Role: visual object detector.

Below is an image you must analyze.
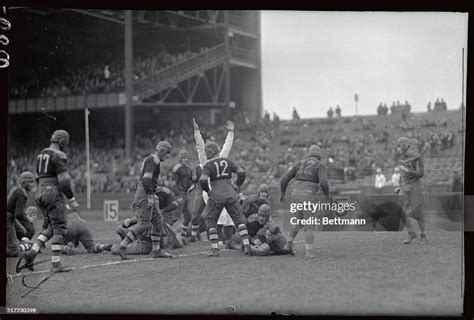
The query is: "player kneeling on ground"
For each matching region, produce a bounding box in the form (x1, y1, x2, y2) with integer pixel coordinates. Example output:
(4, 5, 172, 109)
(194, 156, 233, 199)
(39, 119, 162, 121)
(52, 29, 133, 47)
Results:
(61, 209, 112, 255)
(228, 204, 291, 256)
(6, 172, 37, 257)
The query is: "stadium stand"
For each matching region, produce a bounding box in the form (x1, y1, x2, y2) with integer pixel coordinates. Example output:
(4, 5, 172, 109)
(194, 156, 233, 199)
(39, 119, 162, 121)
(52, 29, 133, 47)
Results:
(7, 108, 463, 196)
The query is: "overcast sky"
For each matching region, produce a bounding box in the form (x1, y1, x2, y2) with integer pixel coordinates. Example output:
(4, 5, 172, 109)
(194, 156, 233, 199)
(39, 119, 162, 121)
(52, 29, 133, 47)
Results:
(261, 11, 468, 119)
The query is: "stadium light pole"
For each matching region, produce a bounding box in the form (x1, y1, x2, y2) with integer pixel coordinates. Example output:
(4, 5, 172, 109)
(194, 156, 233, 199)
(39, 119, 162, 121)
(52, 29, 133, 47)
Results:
(85, 108, 91, 209)
(354, 93, 358, 116)
(124, 10, 133, 158)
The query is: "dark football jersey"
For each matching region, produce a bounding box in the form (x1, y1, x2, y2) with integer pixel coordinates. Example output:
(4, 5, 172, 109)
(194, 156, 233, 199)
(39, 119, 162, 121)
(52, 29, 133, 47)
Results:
(294, 158, 326, 183)
(399, 151, 424, 185)
(247, 220, 263, 238)
(202, 157, 239, 182)
(172, 163, 194, 193)
(7, 186, 27, 217)
(242, 195, 270, 218)
(156, 188, 177, 209)
(138, 154, 161, 193)
(36, 148, 68, 179)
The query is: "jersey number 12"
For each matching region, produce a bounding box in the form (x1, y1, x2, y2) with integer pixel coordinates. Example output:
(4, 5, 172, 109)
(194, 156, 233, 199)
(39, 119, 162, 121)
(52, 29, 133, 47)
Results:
(214, 160, 229, 177)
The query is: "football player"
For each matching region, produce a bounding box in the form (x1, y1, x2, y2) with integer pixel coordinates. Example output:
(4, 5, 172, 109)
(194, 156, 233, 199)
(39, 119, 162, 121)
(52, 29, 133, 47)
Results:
(199, 141, 250, 257)
(280, 145, 331, 259)
(6, 172, 37, 257)
(61, 210, 112, 255)
(242, 184, 270, 218)
(113, 141, 173, 260)
(171, 149, 195, 237)
(7, 171, 37, 257)
(187, 164, 207, 242)
(249, 204, 289, 256)
(24, 130, 79, 272)
(116, 185, 179, 255)
(228, 204, 289, 256)
(396, 137, 427, 244)
(193, 118, 237, 248)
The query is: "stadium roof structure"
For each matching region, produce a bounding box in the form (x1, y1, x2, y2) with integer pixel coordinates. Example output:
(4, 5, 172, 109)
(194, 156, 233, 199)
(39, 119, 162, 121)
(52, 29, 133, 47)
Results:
(10, 8, 227, 29)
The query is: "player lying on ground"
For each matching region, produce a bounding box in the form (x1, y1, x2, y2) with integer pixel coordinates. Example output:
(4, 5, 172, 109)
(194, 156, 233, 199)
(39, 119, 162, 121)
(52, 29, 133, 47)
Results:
(396, 136, 427, 244)
(193, 118, 238, 248)
(199, 141, 251, 257)
(280, 145, 331, 260)
(228, 204, 291, 256)
(114, 219, 185, 255)
(61, 210, 113, 255)
(113, 141, 174, 260)
(24, 130, 80, 272)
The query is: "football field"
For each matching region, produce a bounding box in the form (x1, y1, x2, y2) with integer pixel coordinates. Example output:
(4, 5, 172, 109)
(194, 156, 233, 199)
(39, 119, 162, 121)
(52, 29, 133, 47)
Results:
(6, 210, 463, 316)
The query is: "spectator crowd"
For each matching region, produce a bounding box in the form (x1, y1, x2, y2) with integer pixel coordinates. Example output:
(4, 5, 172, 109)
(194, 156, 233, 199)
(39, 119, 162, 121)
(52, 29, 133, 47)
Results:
(9, 48, 208, 99)
(7, 107, 462, 195)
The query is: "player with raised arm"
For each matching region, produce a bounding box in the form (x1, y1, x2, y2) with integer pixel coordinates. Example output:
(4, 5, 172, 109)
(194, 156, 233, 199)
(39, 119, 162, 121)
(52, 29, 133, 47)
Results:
(199, 141, 250, 257)
(193, 118, 238, 247)
(280, 145, 331, 260)
(396, 137, 427, 244)
(23, 130, 78, 272)
(113, 141, 173, 260)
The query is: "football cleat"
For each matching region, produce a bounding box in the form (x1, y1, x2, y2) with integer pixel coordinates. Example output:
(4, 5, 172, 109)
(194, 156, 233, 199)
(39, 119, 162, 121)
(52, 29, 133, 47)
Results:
(304, 252, 315, 260)
(243, 245, 251, 255)
(23, 250, 37, 270)
(404, 232, 417, 244)
(207, 249, 220, 257)
(112, 245, 129, 260)
(420, 233, 429, 244)
(51, 262, 72, 273)
(152, 250, 175, 259)
(226, 242, 240, 250)
(218, 241, 224, 249)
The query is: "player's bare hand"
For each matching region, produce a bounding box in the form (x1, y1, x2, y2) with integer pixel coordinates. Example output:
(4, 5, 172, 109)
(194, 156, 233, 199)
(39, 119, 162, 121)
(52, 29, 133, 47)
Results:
(225, 120, 234, 131)
(192, 118, 199, 131)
